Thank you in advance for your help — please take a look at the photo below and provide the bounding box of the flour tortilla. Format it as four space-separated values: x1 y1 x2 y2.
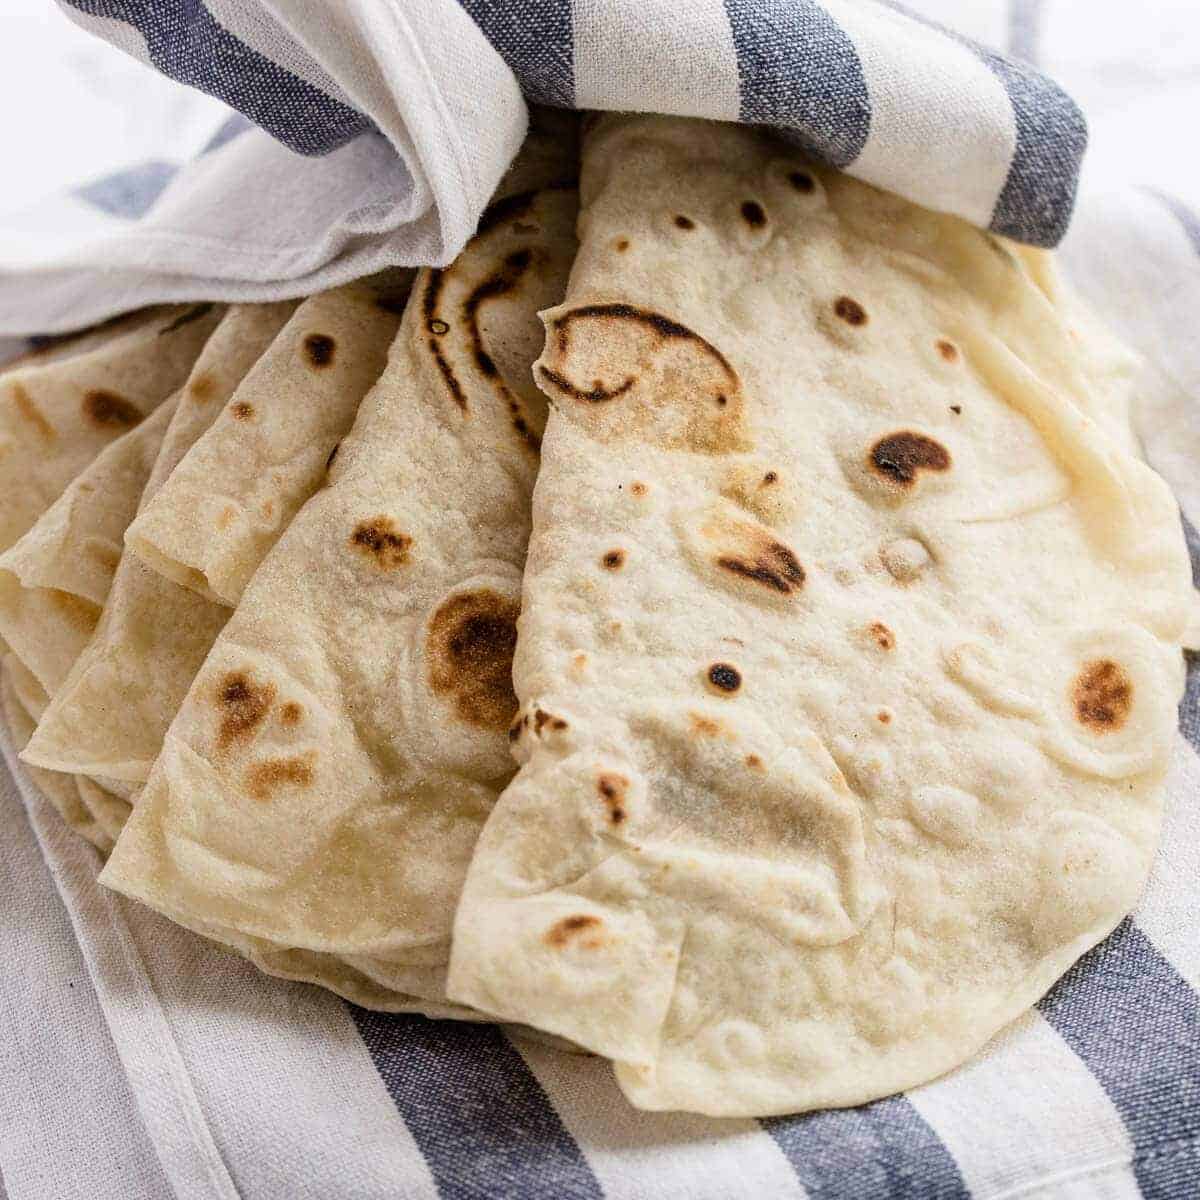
0 395 178 696
125 278 410 606
446 115 1195 1116
74 775 133 844
0 304 221 558
101 131 579 1011
21 304 297 785
1 658 112 853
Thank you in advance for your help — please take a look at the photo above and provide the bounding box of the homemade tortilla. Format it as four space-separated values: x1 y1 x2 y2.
100 123 580 1011
446 115 1195 1116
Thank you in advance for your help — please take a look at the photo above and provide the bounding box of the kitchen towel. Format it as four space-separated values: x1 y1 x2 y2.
0 0 1084 335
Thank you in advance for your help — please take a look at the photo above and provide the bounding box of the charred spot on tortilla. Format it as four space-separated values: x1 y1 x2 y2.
279 702 304 727
216 671 276 749
231 402 254 421
544 914 606 949
674 215 695 230
431 345 467 410
707 663 742 694
937 340 959 362
763 471 778 485
245 754 315 801
541 305 739 426
427 590 520 732
950 405 962 415
870 622 895 650
717 536 805 596
349 516 412 569
83 390 141 429
12 384 55 440
615 238 630 252
158 303 214 335
601 549 626 570
1073 660 1133 731
597 772 629 824
834 297 868 326
189 373 216 403
428 319 449 335
303 333 336 368
538 365 635 404
870 431 951 487
789 170 815 193
741 200 767 228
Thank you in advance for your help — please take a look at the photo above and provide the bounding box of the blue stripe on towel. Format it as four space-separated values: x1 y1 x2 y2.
765 1093 968 1199
724 0 870 168
880 0 1085 247
351 1011 603 1200
457 0 575 108
1039 918 1200 1198
74 160 178 219
62 0 371 155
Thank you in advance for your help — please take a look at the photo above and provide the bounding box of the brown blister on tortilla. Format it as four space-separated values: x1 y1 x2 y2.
350 516 412 569
11 383 55 441
280 702 304 727
427 589 520 732
601 549 625 570
597 772 630 824
834 297 868 326
83 390 141 429
544 913 607 950
231 402 255 421
302 333 336 368
1073 660 1133 732
245 753 316 801
538 304 749 454
216 671 277 748
870 622 895 651
189 373 217 403
869 432 951 487
689 712 735 740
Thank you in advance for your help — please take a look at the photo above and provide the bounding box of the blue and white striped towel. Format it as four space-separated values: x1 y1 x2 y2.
2 3 1200 1200
0 0 1086 336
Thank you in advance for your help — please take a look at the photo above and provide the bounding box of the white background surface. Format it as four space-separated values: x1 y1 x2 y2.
2 0 226 211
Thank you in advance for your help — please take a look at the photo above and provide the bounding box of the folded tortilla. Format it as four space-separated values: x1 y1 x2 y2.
125 278 410 605
100 122 579 1012
1 657 112 854
0 395 178 695
21 304 298 785
445 115 1195 1115
0 304 221 557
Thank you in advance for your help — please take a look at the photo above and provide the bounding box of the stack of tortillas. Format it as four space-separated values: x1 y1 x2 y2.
2 112 1195 1117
